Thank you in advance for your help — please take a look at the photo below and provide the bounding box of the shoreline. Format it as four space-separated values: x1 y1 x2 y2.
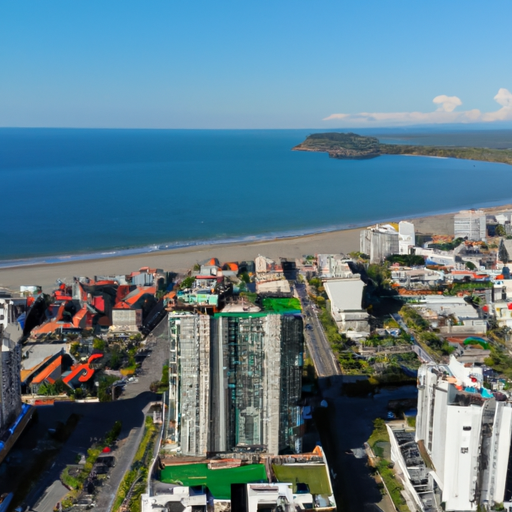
3 196 512 271
1 201 512 292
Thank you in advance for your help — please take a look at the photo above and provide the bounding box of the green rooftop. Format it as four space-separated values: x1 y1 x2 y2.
272 464 332 495
262 297 302 314
159 463 268 499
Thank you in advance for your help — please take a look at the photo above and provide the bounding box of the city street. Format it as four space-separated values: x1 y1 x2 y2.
296 283 341 378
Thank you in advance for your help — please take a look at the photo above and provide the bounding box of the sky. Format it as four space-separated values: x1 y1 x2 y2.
1 1 512 129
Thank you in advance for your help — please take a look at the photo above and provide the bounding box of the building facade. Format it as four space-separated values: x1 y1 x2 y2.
0 330 22 437
454 210 487 242
416 356 512 511
168 313 211 456
360 225 399 263
399 221 416 255
168 311 303 457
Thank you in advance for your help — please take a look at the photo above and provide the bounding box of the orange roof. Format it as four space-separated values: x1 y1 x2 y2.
21 354 54 382
116 285 133 303
72 306 88 327
55 303 66 321
32 356 63 384
31 319 74 335
113 302 132 309
63 354 103 386
125 286 156 305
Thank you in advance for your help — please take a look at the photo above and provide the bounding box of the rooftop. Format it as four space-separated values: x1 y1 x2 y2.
159 462 267 499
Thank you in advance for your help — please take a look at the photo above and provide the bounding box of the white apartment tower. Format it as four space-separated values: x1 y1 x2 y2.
360 224 399 263
416 356 512 511
454 210 487 242
399 221 416 255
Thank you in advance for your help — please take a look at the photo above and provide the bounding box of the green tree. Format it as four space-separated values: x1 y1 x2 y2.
180 276 195 289
161 365 169 387
465 261 477 270
496 224 506 237
93 338 106 351
70 342 80 358
239 272 251 284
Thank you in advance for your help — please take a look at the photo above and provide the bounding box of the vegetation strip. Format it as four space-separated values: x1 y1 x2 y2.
112 416 159 512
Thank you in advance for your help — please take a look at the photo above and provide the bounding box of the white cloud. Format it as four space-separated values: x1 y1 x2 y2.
495 88 512 107
433 95 462 112
323 89 512 126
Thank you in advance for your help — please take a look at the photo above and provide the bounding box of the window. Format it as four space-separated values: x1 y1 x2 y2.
463 426 472 431
461 447 469 454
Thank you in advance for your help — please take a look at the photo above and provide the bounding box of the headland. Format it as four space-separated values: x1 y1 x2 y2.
293 131 512 165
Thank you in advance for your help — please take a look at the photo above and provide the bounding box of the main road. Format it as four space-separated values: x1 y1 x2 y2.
296 283 341 378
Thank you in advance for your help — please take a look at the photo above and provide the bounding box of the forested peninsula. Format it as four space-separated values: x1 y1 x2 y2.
292 132 512 166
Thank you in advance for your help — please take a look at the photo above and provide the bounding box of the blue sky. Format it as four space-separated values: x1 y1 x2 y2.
1 1 512 129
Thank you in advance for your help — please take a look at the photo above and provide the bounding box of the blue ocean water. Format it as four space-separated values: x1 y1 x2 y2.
1 128 512 266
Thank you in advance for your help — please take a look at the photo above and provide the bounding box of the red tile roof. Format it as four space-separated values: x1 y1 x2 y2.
72 306 88 327
63 354 103 386
32 356 62 385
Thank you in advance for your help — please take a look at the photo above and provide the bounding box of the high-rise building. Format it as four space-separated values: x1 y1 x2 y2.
416 356 512 511
454 209 487 242
168 312 210 457
0 329 22 437
168 309 303 457
399 221 416 255
360 224 399 263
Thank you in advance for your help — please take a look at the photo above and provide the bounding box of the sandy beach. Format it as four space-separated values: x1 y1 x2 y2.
1 204 511 292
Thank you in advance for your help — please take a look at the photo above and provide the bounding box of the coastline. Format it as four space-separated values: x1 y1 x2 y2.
2 202 511 292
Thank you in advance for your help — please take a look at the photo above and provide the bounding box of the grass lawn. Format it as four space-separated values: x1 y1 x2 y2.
160 463 267 499
272 464 331 495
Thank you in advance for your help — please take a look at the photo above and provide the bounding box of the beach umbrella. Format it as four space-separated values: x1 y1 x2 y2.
102 446 111 453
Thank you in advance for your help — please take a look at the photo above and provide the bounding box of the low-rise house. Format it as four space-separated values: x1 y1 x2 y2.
317 254 353 279
62 353 103 390
110 303 143 333
20 344 66 392
390 266 444 289
255 255 282 274
30 355 63 393
411 296 486 334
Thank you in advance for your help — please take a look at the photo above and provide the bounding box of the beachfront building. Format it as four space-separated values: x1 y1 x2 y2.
168 305 304 457
416 356 512 511
399 221 416 255
360 224 399 263
454 209 486 242
0 329 22 437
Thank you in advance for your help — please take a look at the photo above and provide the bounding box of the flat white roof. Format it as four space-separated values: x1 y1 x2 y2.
324 278 365 311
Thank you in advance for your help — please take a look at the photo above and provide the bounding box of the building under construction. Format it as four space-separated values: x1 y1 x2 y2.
168 304 303 457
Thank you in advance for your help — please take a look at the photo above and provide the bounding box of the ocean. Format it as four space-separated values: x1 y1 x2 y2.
1 128 512 267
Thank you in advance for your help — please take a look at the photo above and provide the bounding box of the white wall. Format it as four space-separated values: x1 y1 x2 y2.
442 405 482 511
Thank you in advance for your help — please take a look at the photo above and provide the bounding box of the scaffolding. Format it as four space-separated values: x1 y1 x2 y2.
168 313 210 456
